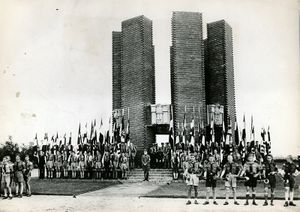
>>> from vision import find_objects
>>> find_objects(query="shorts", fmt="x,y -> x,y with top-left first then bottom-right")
244,174 -> 257,188
120,163 -> 128,170
15,171 -> 24,183
47,161 -> 54,169
71,162 -> 78,171
24,175 -> 31,183
264,176 -> 276,188
284,176 -> 295,189
55,161 -> 62,169
95,162 -> 101,169
206,177 -> 217,188
2,174 -> 11,187
79,161 -> 85,170
186,174 -> 199,186
225,175 -> 237,188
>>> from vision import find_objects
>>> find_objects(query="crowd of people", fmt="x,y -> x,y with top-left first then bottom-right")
32,140 -> 138,180
0,154 -> 33,199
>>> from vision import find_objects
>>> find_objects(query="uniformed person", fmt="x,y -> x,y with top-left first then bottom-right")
203,154 -> 220,205
2,156 -> 13,199
241,154 -> 261,205
23,155 -> 33,197
261,154 -> 278,206
141,149 -> 150,181
184,153 -> 201,205
283,155 -> 299,207
14,154 -> 25,197
120,152 -> 128,179
221,154 -> 242,205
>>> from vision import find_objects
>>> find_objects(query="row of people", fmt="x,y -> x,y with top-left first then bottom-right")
0,155 -> 33,199
183,153 -> 299,207
37,149 -> 135,180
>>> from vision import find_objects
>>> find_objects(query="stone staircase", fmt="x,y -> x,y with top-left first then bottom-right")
127,169 -> 173,183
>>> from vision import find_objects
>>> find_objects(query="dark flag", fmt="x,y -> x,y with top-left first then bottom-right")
169,106 -> 174,150
69,132 -> 72,145
242,114 -> 246,142
90,120 -> 94,142
183,106 -> 187,144
99,118 -> 104,144
235,119 -> 239,146
250,115 -> 255,147
63,133 -> 66,146
35,133 -> 38,146
78,123 -> 82,145
261,128 -> 266,141
267,126 -> 271,142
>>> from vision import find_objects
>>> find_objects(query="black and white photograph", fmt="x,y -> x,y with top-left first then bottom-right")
0,0 -> 299,211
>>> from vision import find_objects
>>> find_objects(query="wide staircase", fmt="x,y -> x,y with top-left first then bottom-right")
127,169 -> 173,183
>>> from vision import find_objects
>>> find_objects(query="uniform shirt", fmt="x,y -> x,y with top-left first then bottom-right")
24,161 -> 33,176
243,162 -> 260,174
204,162 -> 219,176
223,162 -> 241,175
141,154 -> 150,166
14,161 -> 25,172
263,162 -> 278,176
283,162 -> 297,179
2,162 -> 13,174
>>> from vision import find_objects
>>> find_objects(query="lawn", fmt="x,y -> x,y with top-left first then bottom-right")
143,175 -> 300,200
1,178 -> 121,196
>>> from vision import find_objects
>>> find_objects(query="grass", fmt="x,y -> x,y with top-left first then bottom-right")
1,178 -> 121,196
143,175 -> 300,200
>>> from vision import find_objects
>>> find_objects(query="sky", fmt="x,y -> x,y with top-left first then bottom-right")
0,0 -> 299,156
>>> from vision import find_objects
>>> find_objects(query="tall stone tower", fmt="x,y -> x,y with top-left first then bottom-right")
112,15 -> 156,157
205,20 -> 236,133
170,11 -> 206,138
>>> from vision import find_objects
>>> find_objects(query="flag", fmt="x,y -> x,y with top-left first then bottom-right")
68,132 -> 72,145
169,117 -> 174,150
267,126 -> 271,142
78,123 -> 82,145
99,118 -> 104,144
183,106 -> 187,144
226,121 -> 232,145
63,133 -> 66,146
250,115 -> 255,142
176,122 -> 180,144
261,128 -> 266,141
190,116 -> 195,146
35,133 -> 38,146
210,113 -> 215,144
90,120 -> 94,141
235,119 -> 239,146
222,121 -> 226,144
83,123 -> 88,143
242,114 -> 246,141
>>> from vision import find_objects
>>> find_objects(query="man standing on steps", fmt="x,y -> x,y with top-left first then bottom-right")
142,149 -> 151,181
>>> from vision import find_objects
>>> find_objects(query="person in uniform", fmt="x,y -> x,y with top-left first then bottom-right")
102,150 -> 111,179
171,151 -> 180,180
283,155 -> 299,207
241,154 -> 261,205
203,154 -> 220,205
2,156 -> 13,199
23,155 -> 33,197
38,151 -> 46,179
220,154 -> 242,205
46,151 -> 54,179
141,149 -> 150,181
120,152 -> 128,179
94,150 -> 102,179
62,151 -> 69,178
54,151 -> 63,179
112,150 -> 119,179
14,154 -> 25,197
184,153 -> 201,205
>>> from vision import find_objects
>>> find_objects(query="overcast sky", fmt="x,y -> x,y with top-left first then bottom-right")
0,0 -> 299,156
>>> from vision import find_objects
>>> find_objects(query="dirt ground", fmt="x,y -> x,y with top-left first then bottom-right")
1,182 -> 300,212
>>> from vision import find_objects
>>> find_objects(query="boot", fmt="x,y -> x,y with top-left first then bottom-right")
244,194 -> 249,205
270,194 -> 274,206
252,194 -> 257,205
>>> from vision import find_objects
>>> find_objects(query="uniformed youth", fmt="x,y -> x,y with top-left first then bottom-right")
241,154 -> 261,205
262,154 -> 278,206
220,154 -> 242,205
283,155 -> 299,207
24,155 -> 33,197
141,149 -> 150,181
2,156 -> 13,199
14,154 -> 25,197
203,154 -> 220,205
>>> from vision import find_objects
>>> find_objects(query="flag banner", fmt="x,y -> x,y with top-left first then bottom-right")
35,133 -> 38,146
78,123 -> 82,145
242,114 -> 246,141
234,119 -> 239,146
250,115 -> 255,142
261,128 -> 266,142
267,126 -> 271,142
